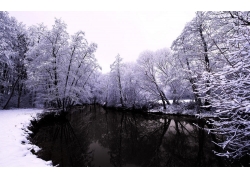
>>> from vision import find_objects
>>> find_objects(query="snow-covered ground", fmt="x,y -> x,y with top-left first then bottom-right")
151,99 -> 197,115
0,109 -> 52,167
152,99 -> 216,117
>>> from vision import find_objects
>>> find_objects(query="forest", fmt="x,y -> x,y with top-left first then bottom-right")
0,11 -> 250,162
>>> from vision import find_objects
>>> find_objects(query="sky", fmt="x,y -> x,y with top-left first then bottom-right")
8,11 -> 196,73
3,0 -> 249,73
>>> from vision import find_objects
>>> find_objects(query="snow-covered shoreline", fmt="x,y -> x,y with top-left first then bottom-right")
0,109 -> 52,167
0,106 -> 214,167
149,100 -> 217,118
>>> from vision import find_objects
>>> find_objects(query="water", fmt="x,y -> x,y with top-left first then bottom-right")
30,104 -> 224,167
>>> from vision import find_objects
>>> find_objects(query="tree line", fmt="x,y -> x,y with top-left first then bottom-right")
1,11 -> 250,160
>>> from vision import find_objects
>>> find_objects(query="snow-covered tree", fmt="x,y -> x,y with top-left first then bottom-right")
0,11 -> 16,107
154,48 -> 191,104
121,62 -> 143,108
136,50 -> 171,109
4,24 -> 29,109
26,18 -> 99,110
26,19 -> 69,108
171,11 -> 225,110
171,11 -> 250,160
61,31 -> 99,109
109,54 -> 125,107
0,11 -> 31,109
207,11 -> 250,160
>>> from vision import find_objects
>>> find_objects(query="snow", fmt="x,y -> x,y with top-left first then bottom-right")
158,99 -> 193,104
0,108 -> 52,167
150,99 -> 198,116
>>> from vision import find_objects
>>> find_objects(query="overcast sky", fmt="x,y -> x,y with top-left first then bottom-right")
8,11 -> 196,72
4,0 -> 247,72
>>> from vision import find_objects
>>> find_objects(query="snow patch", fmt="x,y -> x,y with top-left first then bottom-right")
0,109 -> 52,167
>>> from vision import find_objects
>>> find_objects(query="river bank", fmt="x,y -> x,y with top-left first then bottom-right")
0,108 -> 52,167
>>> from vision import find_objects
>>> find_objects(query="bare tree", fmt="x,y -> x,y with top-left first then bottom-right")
137,50 -> 170,109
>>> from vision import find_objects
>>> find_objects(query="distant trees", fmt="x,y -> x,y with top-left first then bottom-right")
121,62 -> 142,107
154,48 -> 190,104
109,54 -> 125,107
100,48 -> 191,109
135,48 -> 189,109
102,55 -> 142,108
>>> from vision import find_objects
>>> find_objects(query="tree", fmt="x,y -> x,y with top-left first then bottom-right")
26,19 -> 69,108
121,62 -> 143,108
0,11 -> 15,107
0,12 -> 31,109
154,48 -> 191,104
61,31 -> 99,109
109,54 -> 125,107
207,11 -> 250,160
136,50 -> 171,109
171,12 -> 224,110
3,25 -> 29,109
26,18 -> 99,110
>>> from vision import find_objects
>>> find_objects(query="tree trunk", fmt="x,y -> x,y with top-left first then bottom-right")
199,26 -> 211,111
118,74 -> 124,107
160,94 -> 166,110
161,90 -> 170,105
3,77 -> 20,109
185,58 -> 202,110
63,47 -> 76,111
17,83 -> 23,108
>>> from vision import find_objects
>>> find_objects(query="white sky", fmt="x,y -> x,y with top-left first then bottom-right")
8,11 -> 195,73
5,0 -> 245,73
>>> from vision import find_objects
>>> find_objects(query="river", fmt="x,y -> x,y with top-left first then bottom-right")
29,104 -> 225,167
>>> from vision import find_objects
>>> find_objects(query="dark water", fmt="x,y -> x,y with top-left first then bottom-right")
30,105 -> 225,167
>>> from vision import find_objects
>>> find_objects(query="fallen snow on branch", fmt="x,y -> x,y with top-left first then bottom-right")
0,109 -> 52,167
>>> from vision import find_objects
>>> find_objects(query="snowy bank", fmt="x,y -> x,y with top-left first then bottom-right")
0,109 -> 52,167
149,100 -> 216,118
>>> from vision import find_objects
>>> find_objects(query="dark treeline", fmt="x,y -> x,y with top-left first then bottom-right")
1,11 -> 250,161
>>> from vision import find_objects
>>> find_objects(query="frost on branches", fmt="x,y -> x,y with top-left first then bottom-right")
26,19 -> 100,110
208,12 -> 250,159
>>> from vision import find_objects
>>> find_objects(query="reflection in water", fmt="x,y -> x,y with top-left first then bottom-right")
88,141 -> 111,167
30,113 -> 93,166
30,105 -> 223,167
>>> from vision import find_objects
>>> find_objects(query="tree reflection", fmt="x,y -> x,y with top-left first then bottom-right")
30,112 -> 92,167
30,105 -> 224,167
70,105 -> 223,166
